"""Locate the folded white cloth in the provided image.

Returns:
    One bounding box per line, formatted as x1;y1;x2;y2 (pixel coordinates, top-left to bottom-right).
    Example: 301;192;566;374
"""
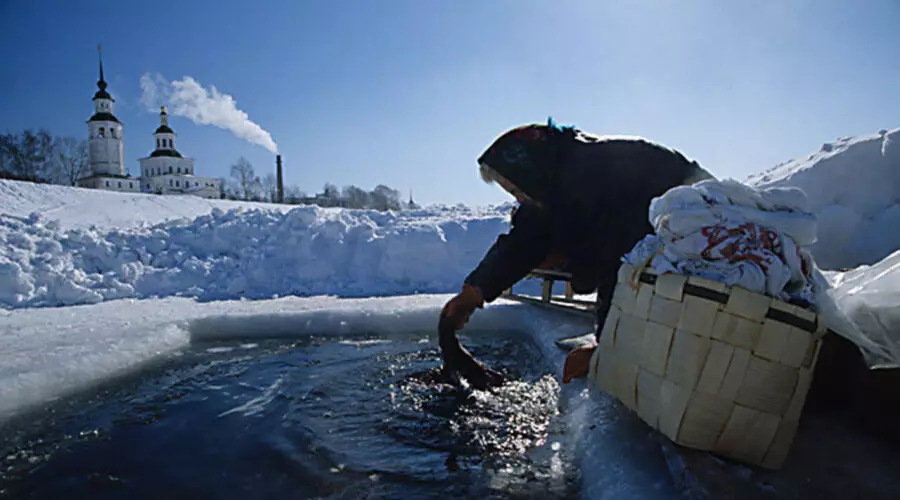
649;179;818;246
625;179;819;306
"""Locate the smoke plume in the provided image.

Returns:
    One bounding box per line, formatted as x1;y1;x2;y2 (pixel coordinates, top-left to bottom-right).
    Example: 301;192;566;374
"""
139;73;278;154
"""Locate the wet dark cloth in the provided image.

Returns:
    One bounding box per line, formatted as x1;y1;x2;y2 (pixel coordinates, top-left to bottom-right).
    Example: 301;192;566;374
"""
464;125;715;311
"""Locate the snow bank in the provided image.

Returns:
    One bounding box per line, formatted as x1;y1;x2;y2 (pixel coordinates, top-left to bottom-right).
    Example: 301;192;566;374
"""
747;127;900;269
0;201;517;309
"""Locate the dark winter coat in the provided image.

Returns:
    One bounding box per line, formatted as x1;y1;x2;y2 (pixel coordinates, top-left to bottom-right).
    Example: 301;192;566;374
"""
464;124;714;312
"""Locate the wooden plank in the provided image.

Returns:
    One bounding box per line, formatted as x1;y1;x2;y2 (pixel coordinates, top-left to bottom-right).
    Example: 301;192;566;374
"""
528;269;574;280
501;293;595;318
499;269;598;318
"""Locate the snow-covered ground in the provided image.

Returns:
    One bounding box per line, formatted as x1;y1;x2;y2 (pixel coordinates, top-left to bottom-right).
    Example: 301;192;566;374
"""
0;180;297;230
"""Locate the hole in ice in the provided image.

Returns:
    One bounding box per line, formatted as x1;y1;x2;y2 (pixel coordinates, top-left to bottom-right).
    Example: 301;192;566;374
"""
0;325;579;498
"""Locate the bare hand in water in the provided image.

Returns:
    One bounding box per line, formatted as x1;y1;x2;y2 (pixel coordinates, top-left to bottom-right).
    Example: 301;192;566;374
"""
454;343;504;390
438;317;504;390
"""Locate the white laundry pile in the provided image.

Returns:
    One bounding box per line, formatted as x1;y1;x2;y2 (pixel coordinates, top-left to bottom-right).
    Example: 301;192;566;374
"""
623;179;821;307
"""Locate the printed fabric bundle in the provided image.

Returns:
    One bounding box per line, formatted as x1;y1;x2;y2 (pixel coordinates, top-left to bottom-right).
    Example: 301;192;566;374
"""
623;179;820;307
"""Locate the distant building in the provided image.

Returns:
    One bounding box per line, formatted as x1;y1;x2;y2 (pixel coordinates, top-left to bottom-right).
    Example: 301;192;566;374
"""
76;46;139;193
137;107;221;198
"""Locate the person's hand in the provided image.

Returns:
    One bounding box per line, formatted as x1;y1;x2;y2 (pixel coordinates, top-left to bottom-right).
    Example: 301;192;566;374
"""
455;343;505;389
438;312;504;390
562;345;597;384
440;284;484;330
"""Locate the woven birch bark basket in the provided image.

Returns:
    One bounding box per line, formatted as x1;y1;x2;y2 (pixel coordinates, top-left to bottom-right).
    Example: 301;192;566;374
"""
587;262;826;470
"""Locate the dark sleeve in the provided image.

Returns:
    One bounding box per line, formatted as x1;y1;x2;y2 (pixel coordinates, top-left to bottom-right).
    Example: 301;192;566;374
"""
463;203;553;302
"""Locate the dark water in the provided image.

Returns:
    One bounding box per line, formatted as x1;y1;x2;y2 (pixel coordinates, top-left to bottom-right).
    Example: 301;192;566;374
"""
0;330;579;499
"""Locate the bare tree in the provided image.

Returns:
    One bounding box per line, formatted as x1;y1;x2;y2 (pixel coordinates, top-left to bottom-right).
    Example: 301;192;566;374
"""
261;173;277;203
229;157;259;200
0;129;54;182
51;137;88;186
322;183;340;200
342;185;371;209
370;184;402;211
284;185;307;204
315;183;341;207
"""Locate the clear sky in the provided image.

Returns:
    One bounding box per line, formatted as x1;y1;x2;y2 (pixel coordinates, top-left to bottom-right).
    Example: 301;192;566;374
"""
2;0;898;206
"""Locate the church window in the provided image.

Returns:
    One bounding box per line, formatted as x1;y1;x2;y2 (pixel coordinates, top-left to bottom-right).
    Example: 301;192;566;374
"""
169;179;173;186
118;182;122;188
156;139;160;148
177;167;182;174
99;128;105;138
176;180;180;187
195;182;199;187
105;181;110;187
169;166;173;174
129;182;133;189
110;128;116;139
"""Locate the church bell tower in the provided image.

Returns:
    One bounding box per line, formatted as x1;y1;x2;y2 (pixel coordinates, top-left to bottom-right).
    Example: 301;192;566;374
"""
86;44;125;177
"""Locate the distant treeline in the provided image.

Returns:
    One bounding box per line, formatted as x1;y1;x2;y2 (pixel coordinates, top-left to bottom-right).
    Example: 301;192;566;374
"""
1;129;89;186
0;128;416;211
224;156;416;210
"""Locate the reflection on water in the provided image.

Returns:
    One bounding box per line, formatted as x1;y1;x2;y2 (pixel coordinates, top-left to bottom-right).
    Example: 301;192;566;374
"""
0;330;579;499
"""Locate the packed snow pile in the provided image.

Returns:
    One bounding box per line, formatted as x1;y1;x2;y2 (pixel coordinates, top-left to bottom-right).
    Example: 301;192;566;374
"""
747;127;900;269
624;179;820;304
0;204;516;309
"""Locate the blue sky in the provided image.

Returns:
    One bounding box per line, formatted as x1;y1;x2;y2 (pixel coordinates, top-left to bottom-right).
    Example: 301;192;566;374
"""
2;0;898;206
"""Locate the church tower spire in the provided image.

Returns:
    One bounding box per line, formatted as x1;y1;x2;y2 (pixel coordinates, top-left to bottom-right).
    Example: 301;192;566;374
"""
85;44;126;180
93;44;114;104
98;44;106;90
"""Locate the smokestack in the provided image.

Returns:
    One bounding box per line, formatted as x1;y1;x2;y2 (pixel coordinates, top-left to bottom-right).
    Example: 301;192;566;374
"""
276;155;284;203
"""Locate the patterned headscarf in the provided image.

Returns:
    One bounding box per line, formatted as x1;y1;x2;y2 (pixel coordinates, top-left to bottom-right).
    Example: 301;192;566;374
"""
477;118;574;204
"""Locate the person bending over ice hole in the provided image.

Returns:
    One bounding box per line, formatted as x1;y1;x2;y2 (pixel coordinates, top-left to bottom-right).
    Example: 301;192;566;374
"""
439;119;714;389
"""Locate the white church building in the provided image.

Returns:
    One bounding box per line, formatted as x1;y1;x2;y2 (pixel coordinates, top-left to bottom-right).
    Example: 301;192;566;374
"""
76;50;140;193
77;47;221;199
138;107;221;198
